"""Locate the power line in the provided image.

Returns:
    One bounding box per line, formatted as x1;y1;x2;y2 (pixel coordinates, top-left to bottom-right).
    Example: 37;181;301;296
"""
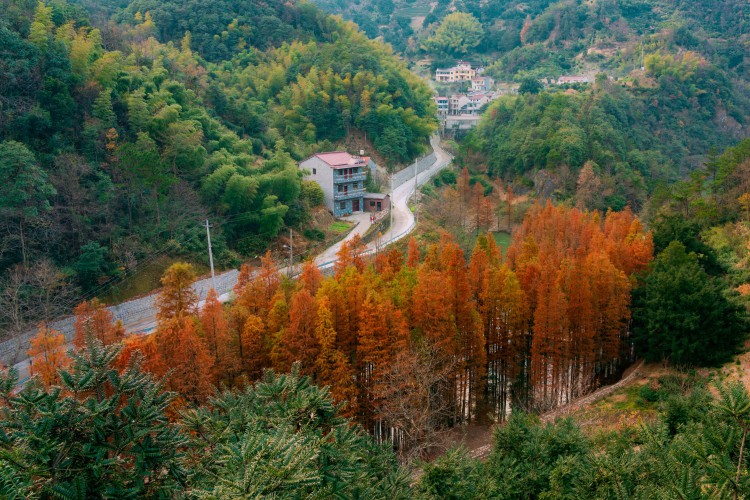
57;228;203;312
204;219;217;290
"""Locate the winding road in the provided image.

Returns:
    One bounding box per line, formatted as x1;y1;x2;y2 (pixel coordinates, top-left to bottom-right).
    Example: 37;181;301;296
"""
315;134;453;266
5;135;452;385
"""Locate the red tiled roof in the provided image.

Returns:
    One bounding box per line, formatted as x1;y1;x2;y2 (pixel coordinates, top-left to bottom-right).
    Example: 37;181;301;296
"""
309;152;367;169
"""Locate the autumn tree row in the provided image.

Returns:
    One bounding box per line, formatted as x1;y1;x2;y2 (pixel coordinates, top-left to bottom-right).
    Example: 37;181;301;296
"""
28;203;653;455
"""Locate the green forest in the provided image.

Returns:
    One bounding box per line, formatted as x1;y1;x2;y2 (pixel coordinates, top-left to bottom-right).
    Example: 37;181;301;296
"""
317;0;749;77
462;66;745;211
318;0;749;212
0;0;436;336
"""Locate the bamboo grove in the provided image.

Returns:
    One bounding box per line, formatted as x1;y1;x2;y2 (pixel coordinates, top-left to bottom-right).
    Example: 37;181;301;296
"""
29;203;653;455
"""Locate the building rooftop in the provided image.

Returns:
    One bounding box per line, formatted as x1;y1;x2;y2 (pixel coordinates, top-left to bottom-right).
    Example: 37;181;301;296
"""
306;151;368;169
364;192;389;199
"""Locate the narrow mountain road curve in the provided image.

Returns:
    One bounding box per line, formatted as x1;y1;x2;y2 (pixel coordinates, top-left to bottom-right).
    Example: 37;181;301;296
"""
315;134;452;267
5;135;452;384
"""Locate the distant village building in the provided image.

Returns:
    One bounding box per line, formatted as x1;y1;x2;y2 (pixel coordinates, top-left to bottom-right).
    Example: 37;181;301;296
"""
436;90;500;132
451;92;496;115
435;96;450;115
444;114;482;131
556;75;591;85
299;152;372;217
435;60;476;82
471;75;494;92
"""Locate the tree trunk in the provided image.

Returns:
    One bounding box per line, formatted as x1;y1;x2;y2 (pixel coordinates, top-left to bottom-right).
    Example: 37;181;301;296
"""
735;427;748;500
19;220;27;266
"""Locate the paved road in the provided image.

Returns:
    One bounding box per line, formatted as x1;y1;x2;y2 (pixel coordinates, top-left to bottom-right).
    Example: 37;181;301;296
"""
314;212;373;266
376;135;452;249
7;135;452;385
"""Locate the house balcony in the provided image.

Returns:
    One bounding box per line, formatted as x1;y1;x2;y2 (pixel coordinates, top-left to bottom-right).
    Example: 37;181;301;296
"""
334;188;365;201
333;172;366;184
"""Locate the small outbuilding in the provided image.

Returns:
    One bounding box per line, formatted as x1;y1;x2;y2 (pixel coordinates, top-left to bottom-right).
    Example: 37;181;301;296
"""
363;192;390;213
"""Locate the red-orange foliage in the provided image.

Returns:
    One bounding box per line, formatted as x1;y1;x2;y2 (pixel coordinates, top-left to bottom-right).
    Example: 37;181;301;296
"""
200;289;235;383
314;296;357;416
299;258;323;295
73;299;124;348
119;201;651;434
241;314;267;380
235;251;280;317
480;263;526;420
28;322;70;388
357;290;409;427
505;202;652;410
334;234;366;276
374;247;403;279
406;237;421;267
278;288;319;372
152;316;214;403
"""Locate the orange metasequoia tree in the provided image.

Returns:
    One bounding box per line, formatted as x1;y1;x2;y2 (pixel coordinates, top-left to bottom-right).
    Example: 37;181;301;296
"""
314;296;357;416
278;288;319;373
73;299;124;348
154;316;214;404
150;263;214;403
503;202;652;411
200;289;236;384
28;322;70;388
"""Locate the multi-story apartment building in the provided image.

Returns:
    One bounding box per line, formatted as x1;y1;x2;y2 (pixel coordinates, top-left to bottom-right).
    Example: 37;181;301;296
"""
298;152;368;217
447;92;497;115
471;75;495;92
435;60;476;82
435;96;450;115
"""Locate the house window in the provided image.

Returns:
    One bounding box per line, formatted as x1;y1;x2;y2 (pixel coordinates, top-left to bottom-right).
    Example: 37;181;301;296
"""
312;168;316;175
340;202;346;210
370;201;375;207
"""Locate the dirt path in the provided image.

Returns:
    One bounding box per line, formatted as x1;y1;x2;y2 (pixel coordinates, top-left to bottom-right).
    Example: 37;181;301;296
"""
467;360;645;460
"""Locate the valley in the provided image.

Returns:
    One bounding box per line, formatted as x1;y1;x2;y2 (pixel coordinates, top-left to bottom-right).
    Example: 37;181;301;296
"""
1;0;750;497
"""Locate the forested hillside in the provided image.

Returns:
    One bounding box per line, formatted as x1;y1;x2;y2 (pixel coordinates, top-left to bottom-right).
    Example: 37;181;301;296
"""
315;0;750;208
0;0;436;338
5;185;749;495
316;0;749;74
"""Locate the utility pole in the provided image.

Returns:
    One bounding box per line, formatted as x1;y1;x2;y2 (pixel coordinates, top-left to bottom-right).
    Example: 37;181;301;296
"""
204;219;217;291
414;156;419;224
288;228;293;277
640;40;645;71
390;173;394;244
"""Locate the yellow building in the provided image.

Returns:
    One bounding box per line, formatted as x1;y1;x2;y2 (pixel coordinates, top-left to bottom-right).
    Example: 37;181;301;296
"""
435;60;475;82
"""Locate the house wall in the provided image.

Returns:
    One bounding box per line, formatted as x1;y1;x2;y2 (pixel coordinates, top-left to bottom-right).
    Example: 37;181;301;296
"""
364;194;390;212
332;168;365;217
299;157;334;212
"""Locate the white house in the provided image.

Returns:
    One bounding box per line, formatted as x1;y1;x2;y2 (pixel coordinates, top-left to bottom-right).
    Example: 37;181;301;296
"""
471;75;494;92
298;152;368;216
447;92;497;115
556;75;590;85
